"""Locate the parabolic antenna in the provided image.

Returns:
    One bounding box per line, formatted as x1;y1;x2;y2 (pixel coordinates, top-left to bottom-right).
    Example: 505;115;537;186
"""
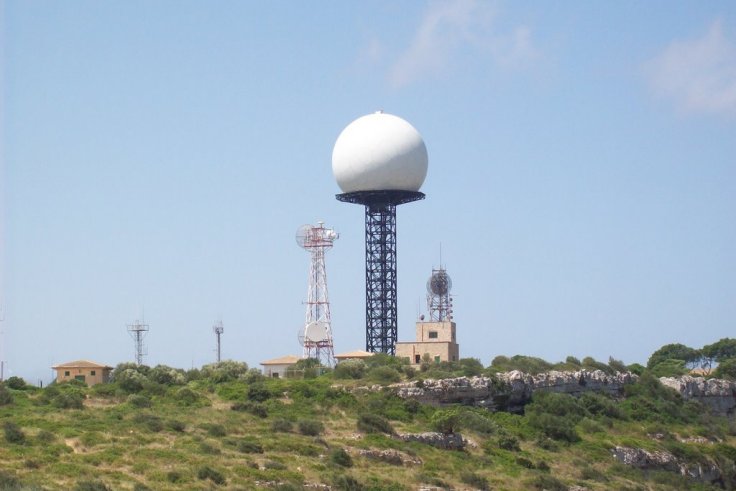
298;321;329;344
295;224;312;249
427;270;452;295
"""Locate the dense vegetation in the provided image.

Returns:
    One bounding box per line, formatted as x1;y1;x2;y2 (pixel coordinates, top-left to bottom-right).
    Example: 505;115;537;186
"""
0;342;735;490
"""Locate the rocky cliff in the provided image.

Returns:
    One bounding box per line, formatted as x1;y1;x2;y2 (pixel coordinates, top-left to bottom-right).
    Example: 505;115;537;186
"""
391;370;637;412
391;371;736;416
659;375;736;416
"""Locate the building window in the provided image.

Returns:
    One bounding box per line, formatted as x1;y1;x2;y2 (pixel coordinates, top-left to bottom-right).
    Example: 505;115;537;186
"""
91;370;96;376
428;331;438;339
75;375;85;382
415;354;421;364
64;371;70;377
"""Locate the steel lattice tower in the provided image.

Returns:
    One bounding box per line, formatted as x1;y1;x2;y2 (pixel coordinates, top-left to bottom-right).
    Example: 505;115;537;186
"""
127;320;149;366
336;190;424;354
427;267;453;321
296;222;338;367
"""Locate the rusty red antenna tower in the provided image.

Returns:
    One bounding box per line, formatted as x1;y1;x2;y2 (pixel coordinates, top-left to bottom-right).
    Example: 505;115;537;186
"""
296;222;338;367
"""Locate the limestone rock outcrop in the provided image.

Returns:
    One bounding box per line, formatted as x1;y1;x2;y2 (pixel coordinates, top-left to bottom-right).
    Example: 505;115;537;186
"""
659;376;736;416
392;370;636;412
611;446;721;484
397;432;466;450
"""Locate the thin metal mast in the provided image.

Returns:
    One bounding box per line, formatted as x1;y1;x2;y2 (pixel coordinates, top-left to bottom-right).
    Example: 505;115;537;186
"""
213;321;224;363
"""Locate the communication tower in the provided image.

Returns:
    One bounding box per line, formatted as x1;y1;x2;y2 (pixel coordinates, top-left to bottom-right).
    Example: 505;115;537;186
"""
296;222;338;366
333;112;428;355
427;267;453;321
213;321;224;363
127;319;149;365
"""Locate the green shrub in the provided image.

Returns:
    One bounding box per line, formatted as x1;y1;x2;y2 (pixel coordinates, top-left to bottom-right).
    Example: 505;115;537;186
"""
264;460;286;470
197;465;225;485
166;419;186;432
578;392;623;419
357;413;395;434
174;387;207;406
271;418;293;433
200;360;249;383
167;471;184;483
528;474;567;491
0;471;21;490
498;435;520;451
247;382;271;402
37;430;57;443
53;390;85;409
431;408;462;434
516;457;534;468
5;376;27;390
715;358;736;380
580;466;607;482
491;355;552;374
202;423;227;437
367;366;402;383
333;360;367;379
231;401;267;417
148;365;186;385
525;393;586;442
127;394;151;408
460;471;489;491
459;409;497;434
3;422;25;444
199;442;221;455
0;384;13;406
75;480;111;491
330;447;353;467
132;413;164;432
237;439;263;454
115;368;147;393
650;359;689;377
298;419;324;436
332;474;364;490
621;371;697;424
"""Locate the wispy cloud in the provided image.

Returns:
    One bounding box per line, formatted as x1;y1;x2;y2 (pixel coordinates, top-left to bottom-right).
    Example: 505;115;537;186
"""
386;0;537;89
647;20;736;116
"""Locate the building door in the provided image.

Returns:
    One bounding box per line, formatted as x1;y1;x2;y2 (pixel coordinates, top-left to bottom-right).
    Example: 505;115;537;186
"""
75;375;86;382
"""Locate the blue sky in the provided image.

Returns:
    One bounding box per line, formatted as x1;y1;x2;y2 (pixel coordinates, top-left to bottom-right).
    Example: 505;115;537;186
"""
2;1;735;383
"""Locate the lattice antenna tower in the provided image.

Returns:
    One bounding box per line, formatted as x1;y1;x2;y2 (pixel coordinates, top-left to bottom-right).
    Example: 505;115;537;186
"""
127;319;149;365
213;320;224;363
333;112;427;355
296;222;338;367
0;306;4;381
427;267;453;321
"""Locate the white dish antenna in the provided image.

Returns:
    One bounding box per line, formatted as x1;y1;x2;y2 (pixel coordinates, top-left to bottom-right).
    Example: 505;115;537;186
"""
298;321;329;345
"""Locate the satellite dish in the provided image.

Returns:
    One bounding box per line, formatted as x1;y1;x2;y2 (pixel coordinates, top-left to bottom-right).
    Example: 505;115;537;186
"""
304;321;329;343
295;225;312;249
427;270;452;295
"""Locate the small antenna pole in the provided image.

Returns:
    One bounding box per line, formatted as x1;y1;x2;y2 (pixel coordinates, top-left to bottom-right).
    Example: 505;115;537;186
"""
213;320;224;363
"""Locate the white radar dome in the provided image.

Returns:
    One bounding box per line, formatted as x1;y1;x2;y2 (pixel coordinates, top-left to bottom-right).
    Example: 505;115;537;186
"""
332;112;428;193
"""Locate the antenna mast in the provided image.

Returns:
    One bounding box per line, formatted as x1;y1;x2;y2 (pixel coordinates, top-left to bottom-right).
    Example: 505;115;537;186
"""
427;266;453;322
213;320;224;363
296;222;338;367
127;319;149;365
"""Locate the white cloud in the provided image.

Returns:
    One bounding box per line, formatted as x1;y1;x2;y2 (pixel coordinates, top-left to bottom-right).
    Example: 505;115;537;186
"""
647;20;736;116
386;0;537;89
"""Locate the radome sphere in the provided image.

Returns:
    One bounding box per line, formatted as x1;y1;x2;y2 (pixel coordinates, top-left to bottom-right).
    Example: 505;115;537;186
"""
332;112;428;193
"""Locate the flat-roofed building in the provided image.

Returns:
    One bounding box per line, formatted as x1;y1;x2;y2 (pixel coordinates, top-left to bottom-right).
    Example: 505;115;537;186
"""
395;320;459;366
260;355;301;378
334;350;375;363
51;360;113;386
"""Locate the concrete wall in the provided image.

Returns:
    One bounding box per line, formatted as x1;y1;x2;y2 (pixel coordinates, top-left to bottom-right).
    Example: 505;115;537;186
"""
395;341;459;365
261;364;294;378
415;321;456;343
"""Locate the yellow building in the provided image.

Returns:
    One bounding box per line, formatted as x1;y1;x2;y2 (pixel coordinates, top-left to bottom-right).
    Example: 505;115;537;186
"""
334;350;375;363
395;320;459;365
52;360;113;386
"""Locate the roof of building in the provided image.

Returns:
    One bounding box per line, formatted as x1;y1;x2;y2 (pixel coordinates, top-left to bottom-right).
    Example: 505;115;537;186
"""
51;360;113;369
334;350;375;359
260;355;302;366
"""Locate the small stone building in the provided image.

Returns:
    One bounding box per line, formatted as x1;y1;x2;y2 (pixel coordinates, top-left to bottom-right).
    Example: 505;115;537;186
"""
51;360;113;386
395;320;459;366
260;355;301;378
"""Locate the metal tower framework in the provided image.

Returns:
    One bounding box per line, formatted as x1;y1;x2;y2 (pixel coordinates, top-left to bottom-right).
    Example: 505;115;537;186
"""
127;320;149;366
213;321;224;363
427;268;453;321
336;190;425;355
297;222;338;367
